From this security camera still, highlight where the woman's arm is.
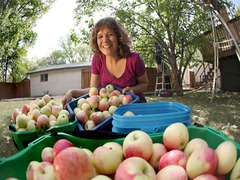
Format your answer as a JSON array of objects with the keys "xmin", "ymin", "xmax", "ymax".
[{"xmin": 122, "ymin": 71, "xmax": 148, "ymax": 94}]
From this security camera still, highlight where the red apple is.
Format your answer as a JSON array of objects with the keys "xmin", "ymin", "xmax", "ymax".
[
  {"xmin": 92, "ymin": 111, "xmax": 105, "ymax": 125},
  {"xmin": 98, "ymin": 98, "xmax": 110, "ymax": 112},
  {"xmin": 108, "ymin": 96, "xmax": 120, "ymax": 107},
  {"xmin": 85, "ymin": 120, "xmax": 96, "ymax": 130},
  {"xmin": 123, "ymin": 130, "xmax": 153, "ymax": 161},
  {"xmin": 36, "ymin": 114, "xmax": 50, "ymax": 128},
  {"xmin": 163, "ymin": 122, "xmax": 189, "ymax": 150},
  {"xmin": 53, "ymin": 139, "xmax": 74, "ymax": 158},
  {"xmin": 186, "ymin": 147, "xmax": 218, "ymax": 179},
  {"xmin": 148, "ymin": 143, "xmax": 168, "ymax": 170},
  {"xmin": 89, "ymin": 87, "xmax": 99, "ymax": 97},
  {"xmin": 53, "ymin": 147, "xmax": 94, "ymax": 180},
  {"xmin": 115, "ymin": 157, "xmax": 156, "ymax": 180},
  {"xmin": 184, "ymin": 138, "xmax": 208, "ymax": 157},
  {"xmin": 26, "ymin": 161, "xmax": 40, "ymax": 180},
  {"xmin": 158, "ymin": 149, "xmax": 188, "ymax": 170},
  {"xmin": 21, "ymin": 104, "xmax": 30, "ymax": 115},
  {"xmin": 99, "ymin": 87, "xmax": 110, "ymax": 98},
  {"xmin": 76, "ymin": 110, "xmax": 88, "ymax": 124},
  {"xmin": 122, "ymin": 94, "xmax": 133, "ymax": 104},
  {"xmin": 51, "ymin": 105, "xmax": 61, "ymax": 118},
  {"xmin": 12, "ymin": 108, "xmax": 21, "ymax": 122},
  {"xmin": 41, "ymin": 147, "xmax": 54, "ymax": 163},
  {"xmin": 157, "ymin": 165, "xmax": 188, "ymax": 180},
  {"xmin": 193, "ymin": 174, "xmax": 218, "ymax": 180},
  {"xmin": 89, "ymin": 95, "xmax": 100, "ymax": 109}
]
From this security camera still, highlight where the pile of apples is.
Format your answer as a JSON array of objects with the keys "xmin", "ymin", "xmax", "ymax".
[
  {"xmin": 21, "ymin": 122, "xmax": 240, "ymax": 180},
  {"xmin": 11, "ymin": 94, "xmax": 70, "ymax": 132},
  {"xmin": 74, "ymin": 84, "xmax": 133, "ymax": 130}
]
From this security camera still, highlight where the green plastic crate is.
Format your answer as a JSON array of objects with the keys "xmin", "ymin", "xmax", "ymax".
[
  {"xmin": 9, "ymin": 117, "xmax": 78, "ymax": 151},
  {"xmin": 1, "ymin": 125, "xmax": 240, "ymax": 180}
]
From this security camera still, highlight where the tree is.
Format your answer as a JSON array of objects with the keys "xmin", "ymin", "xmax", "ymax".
[
  {"xmin": 74, "ymin": 0, "xmax": 219, "ymax": 95},
  {"xmin": 0, "ymin": 0, "xmax": 55, "ymax": 82},
  {"xmin": 236, "ymin": 6, "xmax": 240, "ymax": 16}
]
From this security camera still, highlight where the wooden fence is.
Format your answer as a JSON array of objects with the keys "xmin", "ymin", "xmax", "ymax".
[{"xmin": 0, "ymin": 79, "xmax": 30, "ymax": 100}]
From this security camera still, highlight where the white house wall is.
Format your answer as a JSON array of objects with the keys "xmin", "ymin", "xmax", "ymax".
[{"xmin": 30, "ymin": 68, "xmax": 82, "ymax": 97}]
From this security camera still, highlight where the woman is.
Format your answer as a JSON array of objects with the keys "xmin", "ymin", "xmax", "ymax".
[{"xmin": 62, "ymin": 17, "xmax": 148, "ymax": 109}]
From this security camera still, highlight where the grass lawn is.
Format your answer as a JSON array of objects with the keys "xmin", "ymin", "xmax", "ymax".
[{"xmin": 0, "ymin": 90, "xmax": 239, "ymax": 158}]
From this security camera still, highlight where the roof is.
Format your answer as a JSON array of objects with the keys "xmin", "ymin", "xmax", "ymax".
[{"xmin": 28, "ymin": 62, "xmax": 92, "ymax": 74}]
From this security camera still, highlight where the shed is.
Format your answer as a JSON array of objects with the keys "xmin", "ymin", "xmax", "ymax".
[{"xmin": 28, "ymin": 62, "xmax": 92, "ymax": 97}]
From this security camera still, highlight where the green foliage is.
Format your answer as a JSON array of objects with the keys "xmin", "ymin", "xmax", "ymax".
[
  {"xmin": 236, "ymin": 6, "xmax": 240, "ymax": 16},
  {"xmin": 0, "ymin": 0, "xmax": 55, "ymax": 82}
]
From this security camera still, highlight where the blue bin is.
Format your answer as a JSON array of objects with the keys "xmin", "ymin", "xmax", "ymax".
[
  {"xmin": 112, "ymin": 102, "xmax": 192, "ymax": 134},
  {"xmin": 66, "ymin": 84, "xmax": 140, "ymax": 131}
]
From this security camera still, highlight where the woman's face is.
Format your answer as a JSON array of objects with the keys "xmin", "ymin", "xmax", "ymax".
[{"xmin": 97, "ymin": 26, "xmax": 118, "ymax": 57}]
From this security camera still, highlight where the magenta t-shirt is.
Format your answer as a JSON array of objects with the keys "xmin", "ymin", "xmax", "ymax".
[{"xmin": 91, "ymin": 51, "xmax": 146, "ymax": 99}]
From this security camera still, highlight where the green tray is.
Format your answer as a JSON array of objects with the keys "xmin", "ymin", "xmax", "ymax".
[
  {"xmin": 9, "ymin": 117, "xmax": 78, "ymax": 151},
  {"xmin": 1, "ymin": 125, "xmax": 240, "ymax": 180}
]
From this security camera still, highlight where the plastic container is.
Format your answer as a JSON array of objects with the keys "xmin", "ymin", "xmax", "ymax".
[
  {"xmin": 112, "ymin": 102, "xmax": 191, "ymax": 134},
  {"xmin": 9, "ymin": 117, "xmax": 78, "ymax": 151},
  {"xmin": 0, "ymin": 125, "xmax": 240, "ymax": 179},
  {"xmin": 66, "ymin": 84, "xmax": 140, "ymax": 131}
]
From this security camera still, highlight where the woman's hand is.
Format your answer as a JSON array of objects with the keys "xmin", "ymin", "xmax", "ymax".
[
  {"xmin": 62, "ymin": 90, "xmax": 73, "ymax": 110},
  {"xmin": 122, "ymin": 87, "xmax": 134, "ymax": 94}
]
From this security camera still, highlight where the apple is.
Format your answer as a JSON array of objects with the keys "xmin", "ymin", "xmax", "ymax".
[
  {"xmin": 108, "ymin": 105, "xmax": 118, "ymax": 115},
  {"xmin": 115, "ymin": 157, "xmax": 156, "ymax": 180},
  {"xmin": 36, "ymin": 114, "xmax": 50, "ymax": 129},
  {"xmin": 37, "ymin": 99, "xmax": 46, "ymax": 108},
  {"xmin": 123, "ymin": 130, "xmax": 153, "ymax": 161},
  {"xmin": 186, "ymin": 147, "xmax": 218, "ymax": 179},
  {"xmin": 184, "ymin": 138, "xmax": 208, "ymax": 157},
  {"xmin": 59, "ymin": 109, "xmax": 70, "ymax": 117},
  {"xmin": 109, "ymin": 91, "xmax": 118, "ymax": 97},
  {"xmin": 31, "ymin": 109, "xmax": 41, "ymax": 121},
  {"xmin": 92, "ymin": 111, "xmax": 105, "ymax": 125},
  {"xmin": 53, "ymin": 147, "xmax": 94, "ymax": 180},
  {"xmin": 89, "ymin": 95, "xmax": 100, "ymax": 109},
  {"xmin": 118, "ymin": 94, "xmax": 124, "ymax": 104},
  {"xmin": 123, "ymin": 111, "xmax": 135, "ymax": 116},
  {"xmin": 108, "ymin": 96, "xmax": 120, "ymax": 107},
  {"xmin": 92, "ymin": 175, "xmax": 112, "ymax": 180},
  {"xmin": 26, "ymin": 161, "xmax": 40, "ymax": 180},
  {"xmin": 76, "ymin": 110, "xmax": 88, "ymax": 124},
  {"xmin": 50, "ymin": 120, "xmax": 57, "ymax": 127},
  {"xmin": 42, "ymin": 94, "xmax": 51, "ymax": 104},
  {"xmin": 40, "ymin": 105, "xmax": 51, "ymax": 117},
  {"xmin": 215, "ymin": 141, "xmax": 237, "ymax": 175},
  {"xmin": 122, "ymin": 94, "xmax": 133, "ymax": 104},
  {"xmin": 12, "ymin": 108, "xmax": 21, "ymax": 122},
  {"xmin": 33, "ymin": 161, "xmax": 56, "ymax": 180},
  {"xmin": 53, "ymin": 139, "xmax": 74, "ymax": 158},
  {"xmin": 85, "ymin": 120, "xmax": 96, "ymax": 130},
  {"xmin": 193, "ymin": 174, "xmax": 218, "ymax": 180},
  {"xmin": 92, "ymin": 142, "xmax": 124, "ymax": 174},
  {"xmin": 57, "ymin": 113, "xmax": 69, "ymax": 125},
  {"xmin": 81, "ymin": 102, "xmax": 92, "ymax": 115},
  {"xmin": 103, "ymin": 110, "xmax": 111, "ymax": 120},
  {"xmin": 230, "ymin": 157, "xmax": 240, "ymax": 180},
  {"xmin": 157, "ymin": 165, "xmax": 188, "ymax": 180},
  {"xmin": 49, "ymin": 114, "xmax": 57, "ymax": 122},
  {"xmin": 27, "ymin": 120, "xmax": 36, "ymax": 131},
  {"xmin": 112, "ymin": 89, "xmax": 121, "ymax": 96},
  {"xmin": 77, "ymin": 98, "xmax": 87, "ymax": 109},
  {"xmin": 105, "ymin": 84, "xmax": 114, "ymax": 93},
  {"xmin": 99, "ymin": 87, "xmax": 110, "ymax": 98},
  {"xmin": 163, "ymin": 122, "xmax": 189, "ymax": 150},
  {"xmin": 148, "ymin": 143, "xmax": 168, "ymax": 170},
  {"xmin": 30, "ymin": 103, "xmax": 40, "ymax": 113},
  {"xmin": 158, "ymin": 149, "xmax": 188, "ymax": 170},
  {"xmin": 98, "ymin": 98, "xmax": 110, "ymax": 112},
  {"xmin": 41, "ymin": 147, "xmax": 54, "ymax": 163},
  {"xmin": 16, "ymin": 114, "xmax": 28, "ymax": 128},
  {"xmin": 89, "ymin": 87, "xmax": 99, "ymax": 97},
  {"xmin": 51, "ymin": 105, "xmax": 61, "ymax": 118},
  {"xmin": 81, "ymin": 148, "xmax": 93, "ymax": 161},
  {"xmin": 74, "ymin": 107, "xmax": 81, "ymax": 114},
  {"xmin": 21, "ymin": 104, "xmax": 30, "ymax": 115}
]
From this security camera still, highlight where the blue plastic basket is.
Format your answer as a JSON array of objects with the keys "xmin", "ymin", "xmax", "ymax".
[
  {"xmin": 66, "ymin": 84, "xmax": 140, "ymax": 131},
  {"xmin": 112, "ymin": 102, "xmax": 192, "ymax": 134}
]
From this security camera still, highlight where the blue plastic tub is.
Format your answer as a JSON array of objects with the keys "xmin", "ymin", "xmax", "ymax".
[
  {"xmin": 66, "ymin": 84, "xmax": 140, "ymax": 131},
  {"xmin": 112, "ymin": 102, "xmax": 192, "ymax": 134}
]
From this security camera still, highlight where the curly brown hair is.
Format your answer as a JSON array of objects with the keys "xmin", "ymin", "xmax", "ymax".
[{"xmin": 89, "ymin": 17, "xmax": 132, "ymax": 58}]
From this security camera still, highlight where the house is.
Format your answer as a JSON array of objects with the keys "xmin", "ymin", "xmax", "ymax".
[{"xmin": 28, "ymin": 62, "xmax": 92, "ymax": 97}]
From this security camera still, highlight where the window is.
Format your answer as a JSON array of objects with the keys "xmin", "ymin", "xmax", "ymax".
[{"xmin": 40, "ymin": 74, "xmax": 48, "ymax": 82}]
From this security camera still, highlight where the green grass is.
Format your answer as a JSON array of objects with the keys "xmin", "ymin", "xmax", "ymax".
[{"xmin": 0, "ymin": 90, "xmax": 239, "ymax": 158}]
